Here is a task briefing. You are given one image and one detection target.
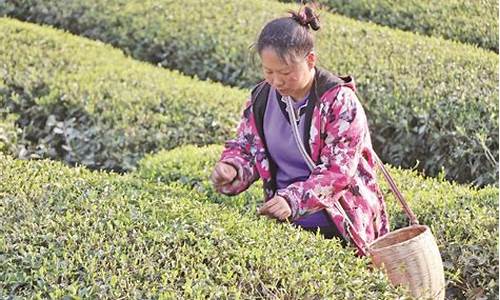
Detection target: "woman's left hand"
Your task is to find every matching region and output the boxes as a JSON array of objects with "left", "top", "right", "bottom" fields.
[{"left": 258, "top": 195, "right": 291, "bottom": 221}]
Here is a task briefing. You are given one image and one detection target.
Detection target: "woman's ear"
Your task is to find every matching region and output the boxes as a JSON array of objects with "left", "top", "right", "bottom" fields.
[{"left": 306, "top": 51, "right": 316, "bottom": 69}]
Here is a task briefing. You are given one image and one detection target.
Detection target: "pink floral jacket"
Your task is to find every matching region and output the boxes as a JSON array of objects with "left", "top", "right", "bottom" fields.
[{"left": 217, "top": 68, "right": 389, "bottom": 255}]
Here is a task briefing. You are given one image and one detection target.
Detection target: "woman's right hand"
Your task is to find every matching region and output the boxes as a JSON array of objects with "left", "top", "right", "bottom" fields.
[{"left": 210, "top": 162, "right": 237, "bottom": 190}]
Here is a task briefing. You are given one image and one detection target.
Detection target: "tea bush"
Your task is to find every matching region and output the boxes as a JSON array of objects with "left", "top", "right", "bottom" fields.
[
  {"left": 0, "top": 18, "right": 243, "bottom": 172},
  {"left": 137, "top": 144, "right": 499, "bottom": 300},
  {"left": 0, "top": 113, "right": 18, "bottom": 156},
  {"left": 0, "top": 78, "right": 18, "bottom": 154},
  {"left": 280, "top": 0, "right": 499, "bottom": 52},
  {"left": 0, "top": 154, "right": 407, "bottom": 299},
  {"left": 1, "top": 0, "right": 498, "bottom": 186}
]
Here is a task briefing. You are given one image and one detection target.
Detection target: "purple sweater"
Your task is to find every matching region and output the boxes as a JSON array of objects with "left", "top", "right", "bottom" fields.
[{"left": 263, "top": 87, "right": 332, "bottom": 229}]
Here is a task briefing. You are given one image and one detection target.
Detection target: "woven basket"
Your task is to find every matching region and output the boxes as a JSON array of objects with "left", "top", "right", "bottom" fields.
[{"left": 368, "top": 225, "right": 445, "bottom": 299}]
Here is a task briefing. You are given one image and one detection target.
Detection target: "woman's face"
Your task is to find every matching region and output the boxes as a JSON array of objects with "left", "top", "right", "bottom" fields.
[{"left": 260, "top": 47, "right": 315, "bottom": 97}]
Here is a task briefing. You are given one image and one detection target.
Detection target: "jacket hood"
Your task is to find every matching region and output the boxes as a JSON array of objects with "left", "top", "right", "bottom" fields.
[{"left": 314, "top": 67, "right": 356, "bottom": 97}]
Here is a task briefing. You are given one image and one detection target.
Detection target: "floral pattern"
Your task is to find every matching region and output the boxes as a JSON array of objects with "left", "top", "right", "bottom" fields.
[{"left": 218, "top": 82, "right": 389, "bottom": 256}]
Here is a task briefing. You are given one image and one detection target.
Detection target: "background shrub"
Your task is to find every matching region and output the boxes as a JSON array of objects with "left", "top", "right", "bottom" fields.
[
  {"left": 137, "top": 144, "right": 499, "bottom": 300},
  {"left": 280, "top": 0, "right": 499, "bottom": 52},
  {"left": 0, "top": 154, "right": 406, "bottom": 299},
  {"left": 0, "top": 18, "right": 243, "bottom": 172},
  {"left": 0, "top": 110, "right": 18, "bottom": 156},
  {"left": 0, "top": 78, "right": 18, "bottom": 155},
  {"left": 1, "top": 1, "right": 498, "bottom": 185}
]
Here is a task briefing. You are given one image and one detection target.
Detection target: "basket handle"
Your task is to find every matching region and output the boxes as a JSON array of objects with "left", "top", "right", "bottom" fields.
[{"left": 372, "top": 152, "right": 419, "bottom": 226}]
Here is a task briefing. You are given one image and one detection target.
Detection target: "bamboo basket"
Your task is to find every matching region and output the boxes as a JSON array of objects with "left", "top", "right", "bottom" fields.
[
  {"left": 330, "top": 154, "right": 446, "bottom": 299},
  {"left": 367, "top": 225, "right": 446, "bottom": 299},
  {"left": 360, "top": 154, "right": 446, "bottom": 299}
]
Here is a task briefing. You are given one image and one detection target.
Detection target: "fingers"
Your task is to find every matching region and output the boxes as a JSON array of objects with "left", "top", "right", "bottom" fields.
[
  {"left": 266, "top": 201, "right": 284, "bottom": 216},
  {"left": 272, "top": 207, "right": 290, "bottom": 220},
  {"left": 278, "top": 210, "right": 291, "bottom": 221},
  {"left": 211, "top": 162, "right": 237, "bottom": 187},
  {"left": 261, "top": 206, "right": 290, "bottom": 221},
  {"left": 219, "top": 163, "right": 237, "bottom": 180},
  {"left": 213, "top": 163, "right": 231, "bottom": 184},
  {"left": 258, "top": 196, "right": 291, "bottom": 220},
  {"left": 258, "top": 196, "right": 280, "bottom": 215},
  {"left": 270, "top": 205, "right": 291, "bottom": 220}
]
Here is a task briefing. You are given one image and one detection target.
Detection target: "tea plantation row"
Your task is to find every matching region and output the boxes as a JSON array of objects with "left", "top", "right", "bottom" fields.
[
  {"left": 280, "top": 0, "right": 499, "bottom": 52},
  {"left": 0, "top": 153, "right": 409, "bottom": 299},
  {"left": 0, "top": 15, "right": 497, "bottom": 186},
  {"left": 137, "top": 145, "right": 499, "bottom": 300},
  {"left": 1, "top": 143, "right": 498, "bottom": 299},
  {"left": 0, "top": 18, "right": 243, "bottom": 171}
]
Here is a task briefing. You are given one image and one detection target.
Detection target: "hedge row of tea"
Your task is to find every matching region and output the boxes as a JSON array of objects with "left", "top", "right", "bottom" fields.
[
  {"left": 136, "top": 145, "right": 499, "bottom": 300},
  {"left": 1, "top": 1, "right": 498, "bottom": 186},
  {"left": 0, "top": 109, "right": 18, "bottom": 155},
  {"left": 280, "top": 0, "right": 499, "bottom": 52},
  {"left": 0, "top": 154, "right": 408, "bottom": 299},
  {"left": 0, "top": 18, "right": 244, "bottom": 172}
]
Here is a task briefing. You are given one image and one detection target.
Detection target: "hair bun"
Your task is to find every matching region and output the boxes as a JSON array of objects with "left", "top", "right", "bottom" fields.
[
  {"left": 303, "top": 6, "right": 320, "bottom": 31},
  {"left": 290, "top": 5, "right": 321, "bottom": 31}
]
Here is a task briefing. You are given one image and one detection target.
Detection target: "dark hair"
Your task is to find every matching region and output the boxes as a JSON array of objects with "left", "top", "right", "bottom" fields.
[{"left": 256, "top": 5, "right": 320, "bottom": 64}]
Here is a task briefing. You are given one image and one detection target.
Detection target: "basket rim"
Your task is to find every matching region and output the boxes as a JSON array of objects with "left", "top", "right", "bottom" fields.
[{"left": 367, "top": 224, "right": 431, "bottom": 252}]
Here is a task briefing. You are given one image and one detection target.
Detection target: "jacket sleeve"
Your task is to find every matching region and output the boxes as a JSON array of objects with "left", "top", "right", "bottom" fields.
[
  {"left": 277, "top": 87, "right": 368, "bottom": 220},
  {"left": 217, "top": 97, "right": 260, "bottom": 195}
]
